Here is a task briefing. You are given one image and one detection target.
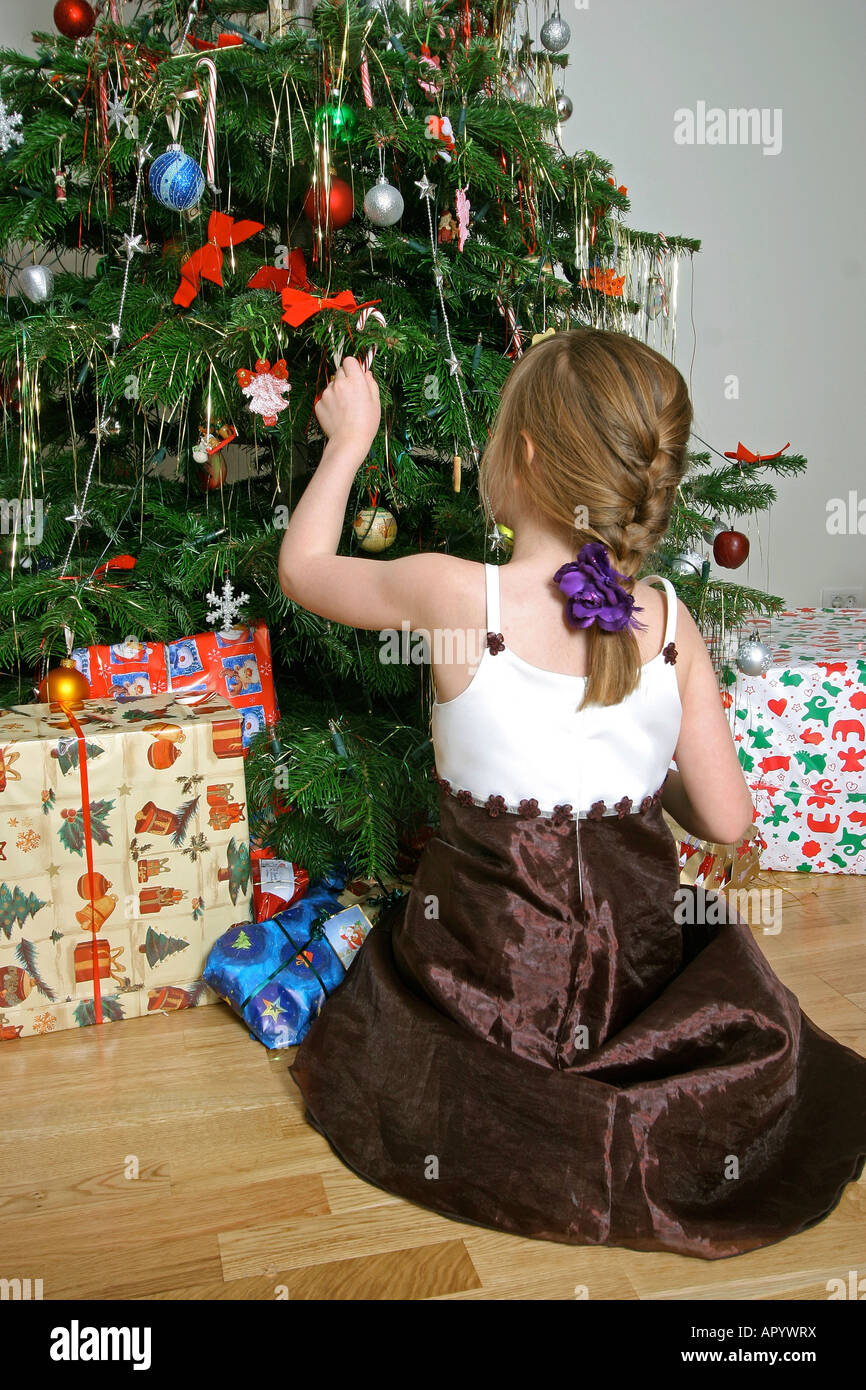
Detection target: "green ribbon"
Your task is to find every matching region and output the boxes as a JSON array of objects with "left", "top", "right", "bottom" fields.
[{"left": 238, "top": 908, "right": 336, "bottom": 1012}]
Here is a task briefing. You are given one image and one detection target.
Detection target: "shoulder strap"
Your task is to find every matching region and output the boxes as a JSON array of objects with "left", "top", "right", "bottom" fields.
[
  {"left": 641, "top": 574, "right": 678, "bottom": 651},
  {"left": 484, "top": 563, "right": 501, "bottom": 633}
]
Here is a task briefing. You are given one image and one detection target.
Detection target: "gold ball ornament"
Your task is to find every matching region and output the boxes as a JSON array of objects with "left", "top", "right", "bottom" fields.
[
  {"left": 353, "top": 507, "right": 398, "bottom": 553},
  {"left": 38, "top": 658, "right": 90, "bottom": 706}
]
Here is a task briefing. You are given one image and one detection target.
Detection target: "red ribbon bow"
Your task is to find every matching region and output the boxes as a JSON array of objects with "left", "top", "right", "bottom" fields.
[
  {"left": 174, "top": 212, "right": 264, "bottom": 308},
  {"left": 247, "top": 249, "right": 310, "bottom": 295},
  {"left": 724, "top": 441, "right": 790, "bottom": 464},
  {"left": 280, "top": 287, "right": 378, "bottom": 328}
]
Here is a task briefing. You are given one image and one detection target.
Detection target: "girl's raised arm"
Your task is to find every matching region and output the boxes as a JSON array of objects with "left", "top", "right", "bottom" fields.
[{"left": 278, "top": 356, "right": 454, "bottom": 632}]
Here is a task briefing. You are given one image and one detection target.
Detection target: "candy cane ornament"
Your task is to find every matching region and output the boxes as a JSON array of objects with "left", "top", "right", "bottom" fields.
[
  {"left": 359, "top": 51, "right": 374, "bottom": 110},
  {"left": 334, "top": 307, "right": 387, "bottom": 372},
  {"left": 356, "top": 306, "right": 387, "bottom": 370},
  {"left": 495, "top": 293, "right": 522, "bottom": 359},
  {"left": 196, "top": 57, "right": 219, "bottom": 194}
]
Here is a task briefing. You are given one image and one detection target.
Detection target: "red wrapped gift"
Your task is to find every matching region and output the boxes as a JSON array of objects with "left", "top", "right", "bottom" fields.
[
  {"left": 71, "top": 624, "right": 278, "bottom": 752},
  {"left": 73, "top": 939, "right": 125, "bottom": 985},
  {"left": 251, "top": 846, "right": 309, "bottom": 921}
]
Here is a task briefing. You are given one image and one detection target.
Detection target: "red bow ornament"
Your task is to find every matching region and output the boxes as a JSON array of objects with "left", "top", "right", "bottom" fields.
[
  {"left": 174, "top": 211, "right": 264, "bottom": 308},
  {"left": 280, "top": 287, "right": 371, "bottom": 328},
  {"left": 724, "top": 441, "right": 791, "bottom": 465},
  {"left": 247, "top": 248, "right": 309, "bottom": 295}
]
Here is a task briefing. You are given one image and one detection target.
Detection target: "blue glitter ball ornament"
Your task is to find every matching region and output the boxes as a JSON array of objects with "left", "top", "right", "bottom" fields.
[{"left": 148, "top": 143, "right": 205, "bottom": 212}]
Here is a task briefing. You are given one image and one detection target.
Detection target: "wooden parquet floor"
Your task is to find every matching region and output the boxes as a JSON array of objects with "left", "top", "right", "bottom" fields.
[{"left": 2, "top": 869, "right": 864, "bottom": 1301}]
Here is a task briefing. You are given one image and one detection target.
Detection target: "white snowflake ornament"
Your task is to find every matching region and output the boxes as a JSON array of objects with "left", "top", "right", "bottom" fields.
[
  {"left": 236, "top": 358, "right": 291, "bottom": 428},
  {"left": 206, "top": 579, "right": 250, "bottom": 636},
  {"left": 0, "top": 87, "right": 24, "bottom": 155}
]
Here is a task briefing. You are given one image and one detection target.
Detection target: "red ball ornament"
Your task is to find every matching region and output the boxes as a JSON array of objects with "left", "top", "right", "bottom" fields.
[
  {"left": 303, "top": 177, "right": 354, "bottom": 229},
  {"left": 53, "top": 0, "right": 96, "bottom": 38},
  {"left": 713, "top": 528, "right": 750, "bottom": 568}
]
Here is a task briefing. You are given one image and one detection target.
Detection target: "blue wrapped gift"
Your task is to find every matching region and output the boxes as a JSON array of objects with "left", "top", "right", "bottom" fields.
[{"left": 203, "top": 883, "right": 373, "bottom": 1049}]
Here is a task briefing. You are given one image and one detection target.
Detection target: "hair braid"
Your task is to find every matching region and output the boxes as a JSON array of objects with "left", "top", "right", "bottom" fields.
[{"left": 477, "top": 326, "right": 694, "bottom": 707}]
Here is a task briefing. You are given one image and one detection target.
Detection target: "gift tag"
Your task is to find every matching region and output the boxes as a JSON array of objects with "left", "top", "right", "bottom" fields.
[
  {"left": 321, "top": 906, "right": 373, "bottom": 970},
  {"left": 258, "top": 858, "right": 296, "bottom": 900}
]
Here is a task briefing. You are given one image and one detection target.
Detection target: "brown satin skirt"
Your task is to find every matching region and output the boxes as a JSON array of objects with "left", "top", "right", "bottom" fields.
[{"left": 289, "top": 791, "right": 866, "bottom": 1260}]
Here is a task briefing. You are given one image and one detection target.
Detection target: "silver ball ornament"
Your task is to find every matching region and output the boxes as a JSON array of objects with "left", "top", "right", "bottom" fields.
[
  {"left": 363, "top": 176, "right": 404, "bottom": 227},
  {"left": 669, "top": 548, "right": 705, "bottom": 578},
  {"left": 736, "top": 633, "right": 773, "bottom": 676},
  {"left": 18, "top": 264, "right": 55, "bottom": 304},
  {"left": 540, "top": 14, "right": 571, "bottom": 52},
  {"left": 555, "top": 90, "right": 573, "bottom": 121},
  {"left": 701, "top": 514, "right": 726, "bottom": 544}
]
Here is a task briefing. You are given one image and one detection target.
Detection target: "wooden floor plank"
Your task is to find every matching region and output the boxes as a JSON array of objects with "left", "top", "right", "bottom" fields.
[{"left": 2, "top": 865, "right": 864, "bottom": 1299}]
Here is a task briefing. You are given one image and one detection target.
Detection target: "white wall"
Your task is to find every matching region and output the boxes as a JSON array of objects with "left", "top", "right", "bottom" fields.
[
  {"left": 4, "top": 2, "right": 864, "bottom": 603},
  {"left": 544, "top": 0, "right": 865, "bottom": 605},
  {"left": 0, "top": 0, "right": 54, "bottom": 52}
]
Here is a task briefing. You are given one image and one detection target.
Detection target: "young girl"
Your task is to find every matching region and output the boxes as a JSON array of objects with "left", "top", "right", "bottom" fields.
[{"left": 278, "top": 328, "right": 866, "bottom": 1261}]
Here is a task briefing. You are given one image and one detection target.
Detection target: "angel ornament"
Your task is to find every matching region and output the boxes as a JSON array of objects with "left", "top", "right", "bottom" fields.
[{"left": 236, "top": 358, "right": 292, "bottom": 428}]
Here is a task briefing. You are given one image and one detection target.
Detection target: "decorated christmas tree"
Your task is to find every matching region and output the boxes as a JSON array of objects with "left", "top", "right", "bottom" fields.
[{"left": 0, "top": 0, "right": 804, "bottom": 878}]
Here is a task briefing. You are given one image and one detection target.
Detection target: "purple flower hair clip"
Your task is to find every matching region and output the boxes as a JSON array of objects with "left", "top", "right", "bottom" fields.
[{"left": 553, "top": 541, "right": 646, "bottom": 634}]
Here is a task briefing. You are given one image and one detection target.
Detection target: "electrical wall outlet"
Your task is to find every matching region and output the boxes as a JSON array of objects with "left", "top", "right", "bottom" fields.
[{"left": 821, "top": 586, "right": 865, "bottom": 608}]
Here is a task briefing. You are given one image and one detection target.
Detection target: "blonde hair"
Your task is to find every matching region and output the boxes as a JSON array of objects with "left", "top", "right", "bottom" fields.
[{"left": 478, "top": 326, "right": 693, "bottom": 708}]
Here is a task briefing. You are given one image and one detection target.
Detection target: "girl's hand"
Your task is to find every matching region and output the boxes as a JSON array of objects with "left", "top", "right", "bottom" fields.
[{"left": 314, "top": 356, "right": 381, "bottom": 455}]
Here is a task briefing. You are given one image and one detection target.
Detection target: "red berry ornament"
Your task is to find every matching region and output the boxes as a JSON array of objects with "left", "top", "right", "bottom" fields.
[
  {"left": 54, "top": 0, "right": 96, "bottom": 38},
  {"left": 303, "top": 177, "right": 354, "bottom": 229},
  {"left": 713, "top": 528, "right": 750, "bottom": 568}
]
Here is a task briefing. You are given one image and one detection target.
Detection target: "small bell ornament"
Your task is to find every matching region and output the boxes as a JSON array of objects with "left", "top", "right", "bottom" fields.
[
  {"left": 18, "top": 264, "right": 55, "bottom": 304},
  {"left": 540, "top": 13, "right": 571, "bottom": 52},
  {"left": 364, "top": 176, "right": 404, "bottom": 227},
  {"left": 555, "top": 90, "right": 573, "bottom": 121},
  {"left": 646, "top": 275, "right": 665, "bottom": 320},
  {"left": 736, "top": 632, "right": 773, "bottom": 676}
]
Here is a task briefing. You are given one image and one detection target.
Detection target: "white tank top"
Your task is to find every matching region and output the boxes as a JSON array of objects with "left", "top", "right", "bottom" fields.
[{"left": 431, "top": 564, "right": 682, "bottom": 817}]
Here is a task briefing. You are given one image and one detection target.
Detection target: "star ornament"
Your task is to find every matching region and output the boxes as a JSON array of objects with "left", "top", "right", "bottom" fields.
[
  {"left": 123, "top": 233, "right": 145, "bottom": 258},
  {"left": 107, "top": 95, "right": 128, "bottom": 134},
  {"left": 415, "top": 174, "right": 435, "bottom": 201},
  {"left": 65, "top": 504, "right": 90, "bottom": 529}
]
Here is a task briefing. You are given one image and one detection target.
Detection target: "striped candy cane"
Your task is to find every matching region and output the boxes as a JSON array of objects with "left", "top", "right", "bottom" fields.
[
  {"left": 495, "top": 293, "right": 522, "bottom": 358},
  {"left": 196, "top": 57, "right": 219, "bottom": 194},
  {"left": 359, "top": 51, "right": 374, "bottom": 109},
  {"left": 332, "top": 306, "right": 387, "bottom": 372},
  {"left": 356, "top": 306, "right": 387, "bottom": 370}
]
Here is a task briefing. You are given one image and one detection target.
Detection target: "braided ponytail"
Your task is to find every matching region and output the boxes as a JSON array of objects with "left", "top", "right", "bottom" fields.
[{"left": 477, "top": 327, "right": 693, "bottom": 707}]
